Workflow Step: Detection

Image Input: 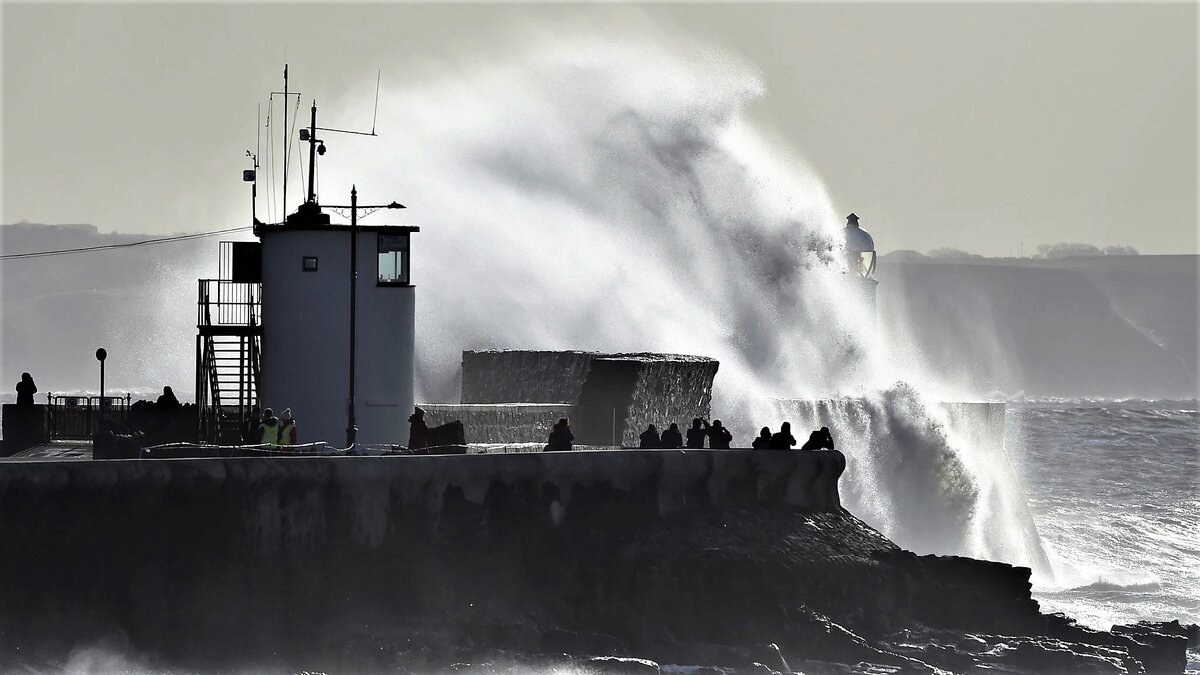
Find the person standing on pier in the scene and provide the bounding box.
[770,422,797,450]
[752,427,773,449]
[408,406,428,450]
[257,408,282,446]
[706,420,733,449]
[660,422,683,448]
[279,408,298,446]
[15,373,37,407]
[639,424,661,448]
[546,417,574,451]
[686,418,708,448]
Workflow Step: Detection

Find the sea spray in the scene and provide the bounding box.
[307,38,1052,571]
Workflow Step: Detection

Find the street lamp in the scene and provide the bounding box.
[322,189,406,449]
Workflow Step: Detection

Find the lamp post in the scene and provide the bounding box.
[321,190,405,449]
[95,347,107,430]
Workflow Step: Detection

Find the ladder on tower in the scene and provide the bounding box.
[196,278,262,444]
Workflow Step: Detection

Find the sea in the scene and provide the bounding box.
[0,397,1196,672]
[1006,400,1198,640]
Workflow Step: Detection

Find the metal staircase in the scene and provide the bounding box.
[196,277,262,444]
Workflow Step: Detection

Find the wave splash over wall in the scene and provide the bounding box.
[337,38,1050,573]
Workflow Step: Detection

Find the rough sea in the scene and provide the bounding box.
[1008,400,1198,642]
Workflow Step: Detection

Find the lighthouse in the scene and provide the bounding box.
[843,213,878,319]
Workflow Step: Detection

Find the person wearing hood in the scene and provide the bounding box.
[639,424,661,449]
[279,408,298,445]
[752,427,772,449]
[770,422,797,450]
[408,406,429,450]
[156,386,180,410]
[257,408,281,446]
[15,373,37,407]
[660,422,683,449]
[546,417,574,451]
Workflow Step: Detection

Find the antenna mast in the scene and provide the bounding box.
[282,64,289,216]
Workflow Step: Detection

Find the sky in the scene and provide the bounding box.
[2,2,1196,256]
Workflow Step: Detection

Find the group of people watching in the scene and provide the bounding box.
[641,418,733,449]
[543,415,833,452]
[753,423,835,451]
[250,407,298,446]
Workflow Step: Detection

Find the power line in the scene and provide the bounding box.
[0,226,252,261]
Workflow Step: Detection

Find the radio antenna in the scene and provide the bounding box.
[371,69,381,136]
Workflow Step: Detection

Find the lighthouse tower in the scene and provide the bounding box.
[843,213,878,320]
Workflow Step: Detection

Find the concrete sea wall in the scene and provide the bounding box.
[458,350,719,446]
[0,449,843,664]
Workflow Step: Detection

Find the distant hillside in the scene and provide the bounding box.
[1,223,227,399]
[878,254,1198,398]
[3,224,1196,401]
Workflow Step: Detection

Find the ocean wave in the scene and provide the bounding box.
[1068,579,1163,593]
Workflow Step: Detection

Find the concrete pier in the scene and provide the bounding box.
[0,449,843,664]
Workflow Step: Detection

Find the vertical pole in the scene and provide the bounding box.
[611,408,616,448]
[99,360,105,428]
[346,186,359,449]
[307,100,317,204]
[282,64,288,216]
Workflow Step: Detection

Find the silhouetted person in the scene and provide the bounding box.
[639,424,661,449]
[15,373,36,407]
[156,386,180,410]
[280,408,298,445]
[257,408,281,446]
[660,422,683,449]
[546,417,574,451]
[242,407,261,444]
[800,426,835,451]
[707,419,733,449]
[408,406,428,450]
[752,426,772,449]
[686,418,708,448]
[770,422,797,450]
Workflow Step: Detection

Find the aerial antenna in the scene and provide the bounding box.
[371,69,381,136]
[268,64,301,217]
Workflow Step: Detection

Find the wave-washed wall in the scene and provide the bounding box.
[0,449,842,664]
[458,350,719,446]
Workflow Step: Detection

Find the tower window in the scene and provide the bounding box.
[302,256,319,272]
[378,233,410,285]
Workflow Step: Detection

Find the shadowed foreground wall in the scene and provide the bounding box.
[0,450,842,664]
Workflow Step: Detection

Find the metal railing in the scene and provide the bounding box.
[197,279,261,328]
[46,394,131,440]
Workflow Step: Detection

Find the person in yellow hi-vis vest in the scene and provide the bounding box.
[279,408,298,446]
[257,408,282,446]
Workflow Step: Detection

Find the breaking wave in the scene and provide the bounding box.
[322,35,1049,571]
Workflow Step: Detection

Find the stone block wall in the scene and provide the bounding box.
[458,351,719,446]
[461,350,595,404]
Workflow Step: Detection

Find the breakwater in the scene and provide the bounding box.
[0,448,842,667]
[0,448,1192,673]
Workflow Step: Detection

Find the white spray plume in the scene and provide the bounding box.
[317,36,1049,574]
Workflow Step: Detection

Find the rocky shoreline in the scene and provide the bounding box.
[0,450,1193,673]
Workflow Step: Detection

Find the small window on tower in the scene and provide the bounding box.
[302,256,319,272]
[378,233,409,285]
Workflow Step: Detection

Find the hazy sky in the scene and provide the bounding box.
[2,2,1196,256]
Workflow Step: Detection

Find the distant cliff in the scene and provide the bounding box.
[879,254,1198,398]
